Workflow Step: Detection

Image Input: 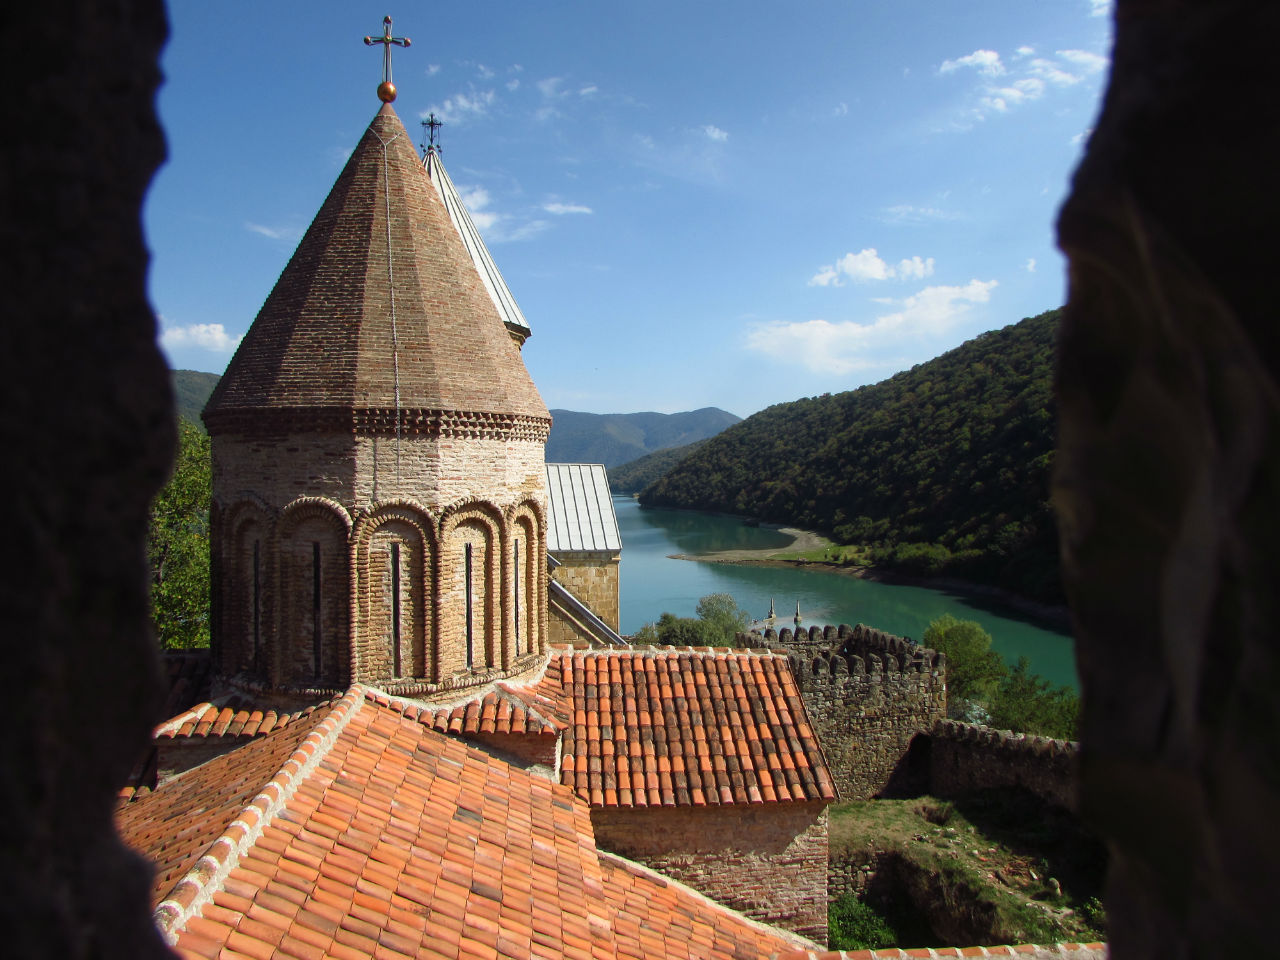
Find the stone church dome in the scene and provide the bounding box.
[204,101,549,435]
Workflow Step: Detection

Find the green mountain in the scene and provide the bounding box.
[546,407,740,467]
[608,439,710,494]
[171,370,221,429]
[639,310,1062,603]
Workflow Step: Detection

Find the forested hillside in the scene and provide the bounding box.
[640,310,1062,603]
[608,439,708,494]
[171,369,221,429]
[546,407,739,467]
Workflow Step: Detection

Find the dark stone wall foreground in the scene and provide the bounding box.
[0,2,175,958]
[1054,2,1280,957]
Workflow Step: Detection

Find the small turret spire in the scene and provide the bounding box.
[364,15,411,103]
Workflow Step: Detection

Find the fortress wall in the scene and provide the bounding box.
[929,719,1078,812]
[741,624,947,800]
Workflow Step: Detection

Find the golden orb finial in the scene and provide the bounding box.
[378,80,397,103]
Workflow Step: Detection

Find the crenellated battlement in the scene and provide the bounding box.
[930,719,1078,811]
[740,623,947,800]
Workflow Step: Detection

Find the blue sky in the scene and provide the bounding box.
[148,1,1113,418]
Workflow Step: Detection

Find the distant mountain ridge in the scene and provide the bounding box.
[608,439,710,494]
[640,310,1063,603]
[545,407,740,467]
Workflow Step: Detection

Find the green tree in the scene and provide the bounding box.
[694,592,751,643]
[922,614,1008,718]
[148,417,212,649]
[654,612,720,646]
[988,657,1080,740]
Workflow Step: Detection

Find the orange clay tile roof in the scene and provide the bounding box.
[154,697,330,741]
[370,683,567,738]
[116,685,817,960]
[536,649,837,808]
[117,706,331,903]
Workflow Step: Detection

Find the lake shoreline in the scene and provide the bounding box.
[668,524,1072,633]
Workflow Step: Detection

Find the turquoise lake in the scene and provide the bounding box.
[614,497,1079,690]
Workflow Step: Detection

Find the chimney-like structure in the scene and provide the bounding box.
[204,101,551,697]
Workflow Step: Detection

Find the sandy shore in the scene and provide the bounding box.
[667,525,831,563]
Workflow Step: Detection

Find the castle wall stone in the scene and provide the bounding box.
[590,802,829,943]
[749,624,946,800]
[929,720,1078,812]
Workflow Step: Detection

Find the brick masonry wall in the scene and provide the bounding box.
[464,731,559,770]
[929,720,1078,812]
[766,625,946,800]
[209,429,550,696]
[590,802,829,943]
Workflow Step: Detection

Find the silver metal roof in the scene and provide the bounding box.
[424,148,531,337]
[545,463,622,553]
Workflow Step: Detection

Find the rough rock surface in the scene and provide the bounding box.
[1055,1,1280,957]
[0,2,175,957]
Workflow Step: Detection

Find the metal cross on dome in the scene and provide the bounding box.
[364,15,411,103]
[421,113,442,153]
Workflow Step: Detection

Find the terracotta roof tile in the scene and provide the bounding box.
[534,650,837,808]
[119,685,815,960]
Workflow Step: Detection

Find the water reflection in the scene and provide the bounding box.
[615,497,1079,690]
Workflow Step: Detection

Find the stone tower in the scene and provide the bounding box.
[203,99,552,698]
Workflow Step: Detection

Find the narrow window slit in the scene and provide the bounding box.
[514,538,521,657]
[391,541,402,676]
[311,541,322,679]
[465,542,474,669]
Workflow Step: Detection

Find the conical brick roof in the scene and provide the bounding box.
[204,103,549,434]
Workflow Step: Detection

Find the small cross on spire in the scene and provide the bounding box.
[421,113,443,154]
[364,15,411,103]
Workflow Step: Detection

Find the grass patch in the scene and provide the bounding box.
[829,793,1106,947]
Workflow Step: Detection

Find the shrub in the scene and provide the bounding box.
[828,895,897,951]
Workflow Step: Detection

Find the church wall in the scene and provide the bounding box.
[548,551,620,645]
[351,433,547,512]
[591,802,829,943]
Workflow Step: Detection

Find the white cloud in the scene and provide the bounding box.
[579,85,598,97]
[537,77,565,98]
[543,201,592,215]
[1028,57,1081,87]
[881,204,957,224]
[897,256,936,280]
[245,222,301,242]
[1025,258,1037,272]
[746,279,997,374]
[702,124,729,142]
[506,79,520,91]
[1089,0,1113,17]
[426,64,441,76]
[160,322,242,354]
[809,248,935,286]
[428,88,496,124]
[833,102,849,117]
[1057,49,1108,73]
[1070,126,1094,146]
[941,45,1106,122]
[476,63,494,80]
[940,50,1005,77]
